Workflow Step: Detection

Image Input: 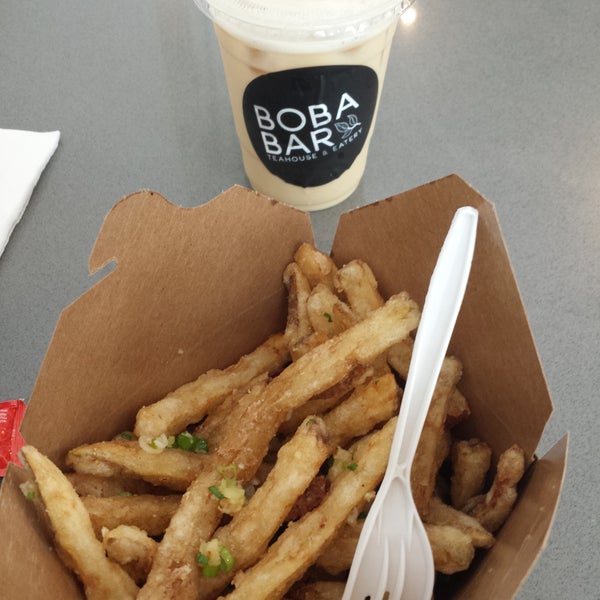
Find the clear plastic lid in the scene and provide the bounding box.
[195,0,415,50]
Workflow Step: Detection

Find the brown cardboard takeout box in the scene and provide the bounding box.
[0,174,567,599]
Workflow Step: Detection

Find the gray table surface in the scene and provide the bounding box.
[1,0,599,597]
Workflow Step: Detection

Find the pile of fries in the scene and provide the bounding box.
[19,243,526,600]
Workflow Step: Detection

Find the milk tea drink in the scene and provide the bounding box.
[195,0,413,211]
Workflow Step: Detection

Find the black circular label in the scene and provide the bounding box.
[242,65,379,188]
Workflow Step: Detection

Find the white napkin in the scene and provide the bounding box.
[0,128,61,257]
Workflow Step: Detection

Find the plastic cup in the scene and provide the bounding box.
[195,0,415,211]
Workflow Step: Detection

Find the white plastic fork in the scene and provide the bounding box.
[342,206,479,600]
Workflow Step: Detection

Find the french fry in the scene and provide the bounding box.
[208,375,300,485]
[102,525,158,586]
[424,523,475,575]
[334,259,384,318]
[424,495,494,549]
[20,445,139,600]
[315,518,363,576]
[138,465,223,600]
[446,388,471,427]
[450,438,492,510]
[224,418,397,600]
[82,494,180,537]
[410,355,463,517]
[194,374,270,448]
[66,440,206,491]
[195,416,330,599]
[283,262,314,349]
[134,332,291,440]
[386,335,414,379]
[463,444,526,532]
[433,430,453,502]
[294,243,338,291]
[323,372,400,450]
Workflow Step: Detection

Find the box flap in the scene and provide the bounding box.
[331,174,553,461]
[20,186,314,467]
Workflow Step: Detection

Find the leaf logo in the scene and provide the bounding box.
[335,114,362,139]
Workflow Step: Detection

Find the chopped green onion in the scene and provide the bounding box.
[211,464,246,514]
[192,437,209,454]
[119,431,134,440]
[327,447,357,481]
[197,539,235,577]
[208,485,225,500]
[219,545,235,573]
[174,431,209,453]
[196,544,234,577]
[175,431,195,450]
[117,491,132,497]
[323,311,333,323]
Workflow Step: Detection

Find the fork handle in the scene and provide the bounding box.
[387,206,478,476]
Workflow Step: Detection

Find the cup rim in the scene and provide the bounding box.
[195,0,415,43]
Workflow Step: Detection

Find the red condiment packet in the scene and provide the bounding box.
[0,399,27,476]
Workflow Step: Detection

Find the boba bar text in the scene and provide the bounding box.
[253,92,361,156]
